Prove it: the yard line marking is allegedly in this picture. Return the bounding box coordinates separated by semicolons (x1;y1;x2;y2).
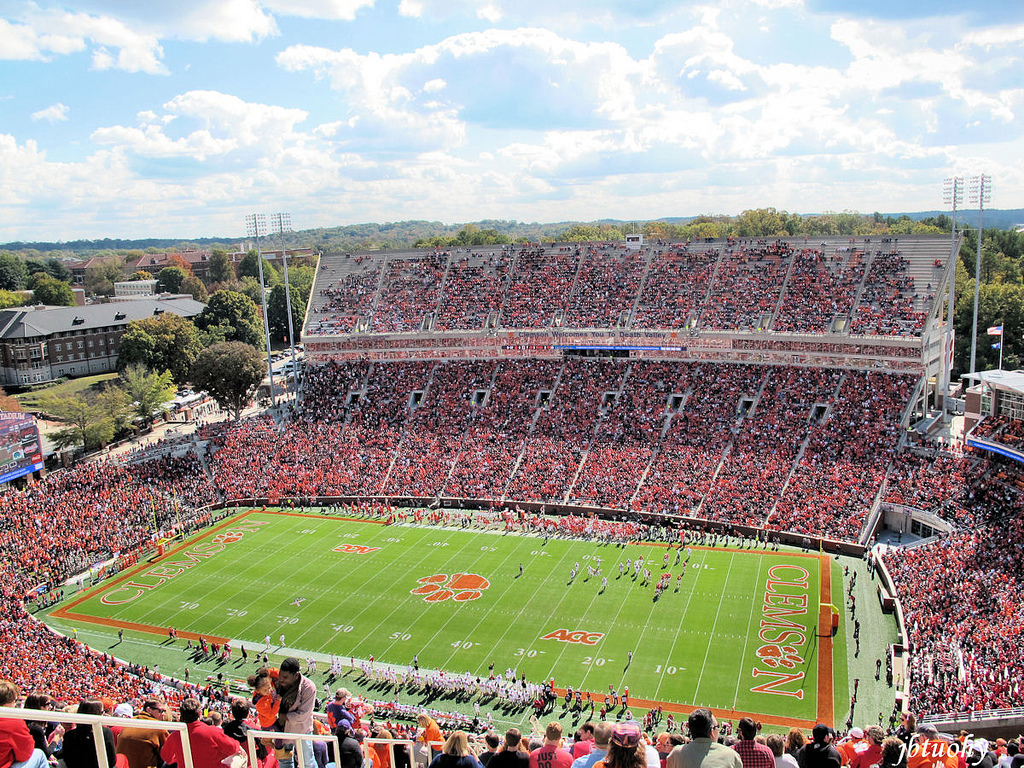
692;551;736;707
654;548;707;696
731;552;768;709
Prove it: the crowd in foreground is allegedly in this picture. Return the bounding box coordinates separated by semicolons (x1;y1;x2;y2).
4;672;1021;768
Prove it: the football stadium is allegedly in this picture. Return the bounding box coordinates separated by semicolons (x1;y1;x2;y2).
7;230;1024;760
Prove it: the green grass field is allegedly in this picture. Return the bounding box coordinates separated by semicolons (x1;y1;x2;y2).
51;509;848;726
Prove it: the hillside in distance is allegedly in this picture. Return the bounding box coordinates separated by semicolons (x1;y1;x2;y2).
2;209;1022;257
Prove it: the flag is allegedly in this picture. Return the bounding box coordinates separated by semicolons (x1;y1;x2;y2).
992;342;1001;349
987;325;1003;336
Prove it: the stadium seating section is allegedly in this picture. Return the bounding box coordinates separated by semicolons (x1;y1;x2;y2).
305;237;946;336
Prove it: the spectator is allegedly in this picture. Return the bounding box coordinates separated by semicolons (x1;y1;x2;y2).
161;698;243;768
530;724;572;768
480;734;500;767
572;723;612;768
849;729;884;768
333;726;363;768
572;725;596;761
0;679;48;768
765;735;797;768
116;697;169;768
878;739;906;768
277;658;317;768
59;700;116;768
796;726;841;768
667;709;741;768
599;723;648;768
489;730;529;768
429;733;484;768
732;719;773;768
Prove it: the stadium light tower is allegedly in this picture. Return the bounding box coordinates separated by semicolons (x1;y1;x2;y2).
942;176;963;413
268;213;299;386
244;213;276;408
967;174;992;377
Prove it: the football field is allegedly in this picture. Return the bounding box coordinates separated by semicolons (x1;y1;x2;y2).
50;509;846;727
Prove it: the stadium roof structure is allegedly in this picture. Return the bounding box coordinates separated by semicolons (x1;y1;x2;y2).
965;368;1024;396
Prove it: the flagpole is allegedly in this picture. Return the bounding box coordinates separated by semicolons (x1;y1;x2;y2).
999;319;1004;370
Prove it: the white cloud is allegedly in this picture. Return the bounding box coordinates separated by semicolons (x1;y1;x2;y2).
0;8;168;73
262;0;374;20
30;103;69;122
90;90;310;161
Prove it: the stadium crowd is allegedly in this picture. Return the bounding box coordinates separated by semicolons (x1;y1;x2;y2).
305;239;933;336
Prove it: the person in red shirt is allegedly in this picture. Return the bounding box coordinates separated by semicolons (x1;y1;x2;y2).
0;680;48;768
850;728;884;768
572;725;596;761
530;723;573;768
160;699;243;768
733;718;775;768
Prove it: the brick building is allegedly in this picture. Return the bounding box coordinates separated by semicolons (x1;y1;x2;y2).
0;297;204;386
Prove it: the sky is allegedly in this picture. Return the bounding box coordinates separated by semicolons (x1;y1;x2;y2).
1;0;1022;241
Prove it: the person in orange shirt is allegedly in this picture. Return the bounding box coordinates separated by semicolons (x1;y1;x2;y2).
907;726;958;768
247;668;281;730
418;715;444;758
837;729;866;766
372;728;394;768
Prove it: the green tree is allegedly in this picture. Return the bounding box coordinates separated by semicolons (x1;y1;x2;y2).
120;364;176;425
208;249;235;284
32;275;75;306
735;208;790;237
0;290;30;309
94;384;133;435
129;270;154;281
196;290;264;349
38;391;115;451
117;313;203;384
284;266;315;303
267;283;307;343
237;251;279;286
180;273;209;303
45;258;72;282
191;342;265;420
156;266;189;294
0;253;28;291
84;257;124;295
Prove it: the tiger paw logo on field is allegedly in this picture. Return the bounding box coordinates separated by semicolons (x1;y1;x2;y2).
755;644;803;669
212;531;244;545
411;573;489;602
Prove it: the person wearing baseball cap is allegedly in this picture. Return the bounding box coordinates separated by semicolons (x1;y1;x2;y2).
667;710;741;768
796;725;841;768
837;729;865;766
907;726;956;768
593;723;647;768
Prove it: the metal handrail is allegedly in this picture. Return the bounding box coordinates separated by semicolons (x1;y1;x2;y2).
0;708;196;768
245;729;339;768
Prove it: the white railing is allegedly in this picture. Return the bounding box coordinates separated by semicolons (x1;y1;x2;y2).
243;731;417;768
244;729;337;768
0;708;196;768
922;705;1024;725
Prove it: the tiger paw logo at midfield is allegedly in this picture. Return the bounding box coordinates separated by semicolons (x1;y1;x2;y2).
411;573;490;602
755;643;803;670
